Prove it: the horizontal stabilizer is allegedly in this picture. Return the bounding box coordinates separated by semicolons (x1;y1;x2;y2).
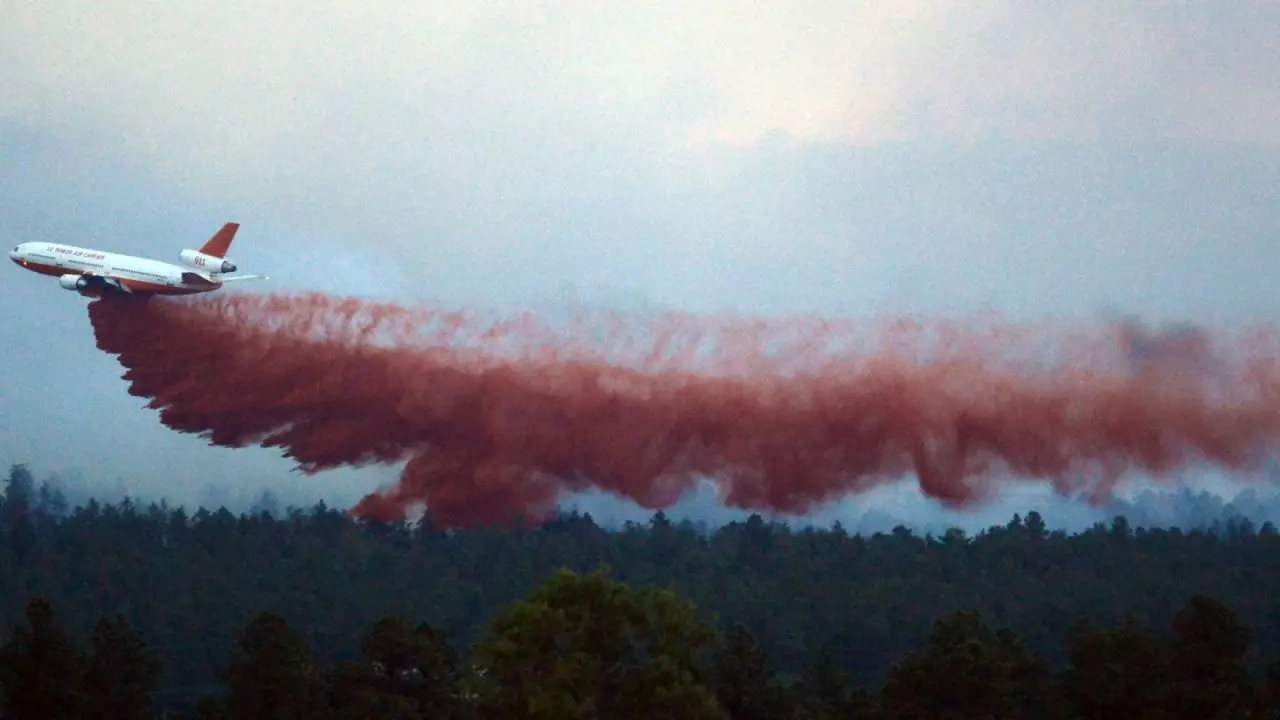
219;274;268;283
181;272;219;286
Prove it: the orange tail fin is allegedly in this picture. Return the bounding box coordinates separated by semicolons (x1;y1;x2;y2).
199;223;239;258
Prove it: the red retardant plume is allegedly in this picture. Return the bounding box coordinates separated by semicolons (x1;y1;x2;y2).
86;293;1280;529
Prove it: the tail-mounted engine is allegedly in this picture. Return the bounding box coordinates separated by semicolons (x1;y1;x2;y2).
179;249;237;273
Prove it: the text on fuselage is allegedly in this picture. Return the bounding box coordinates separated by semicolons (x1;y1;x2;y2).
45;246;106;261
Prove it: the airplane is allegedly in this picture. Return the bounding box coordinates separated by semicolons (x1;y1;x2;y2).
8;222;267;298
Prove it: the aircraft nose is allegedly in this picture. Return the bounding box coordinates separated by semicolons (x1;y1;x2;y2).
7;245;19;262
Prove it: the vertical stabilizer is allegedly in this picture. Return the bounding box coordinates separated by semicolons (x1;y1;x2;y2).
199;223;239;258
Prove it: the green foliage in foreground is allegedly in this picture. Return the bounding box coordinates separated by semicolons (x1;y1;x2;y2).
4;569;1280;719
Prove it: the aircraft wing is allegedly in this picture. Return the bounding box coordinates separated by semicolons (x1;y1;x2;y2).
104;276;131;293
84;272;132;293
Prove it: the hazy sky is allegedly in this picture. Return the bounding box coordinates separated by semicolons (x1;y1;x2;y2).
2;2;1278;528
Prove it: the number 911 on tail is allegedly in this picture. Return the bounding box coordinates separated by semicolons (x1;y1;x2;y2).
8;222;268;298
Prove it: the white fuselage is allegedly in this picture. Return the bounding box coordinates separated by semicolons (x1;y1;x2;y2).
9;242;226;295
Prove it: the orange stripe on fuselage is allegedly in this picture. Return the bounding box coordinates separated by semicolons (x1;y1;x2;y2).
13;259;65;277
10;258;218;295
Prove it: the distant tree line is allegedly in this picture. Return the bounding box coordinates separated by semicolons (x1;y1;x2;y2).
3;463;1280;717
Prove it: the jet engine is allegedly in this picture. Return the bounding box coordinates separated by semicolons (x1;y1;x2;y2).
179;249;237;273
58;273;89;291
